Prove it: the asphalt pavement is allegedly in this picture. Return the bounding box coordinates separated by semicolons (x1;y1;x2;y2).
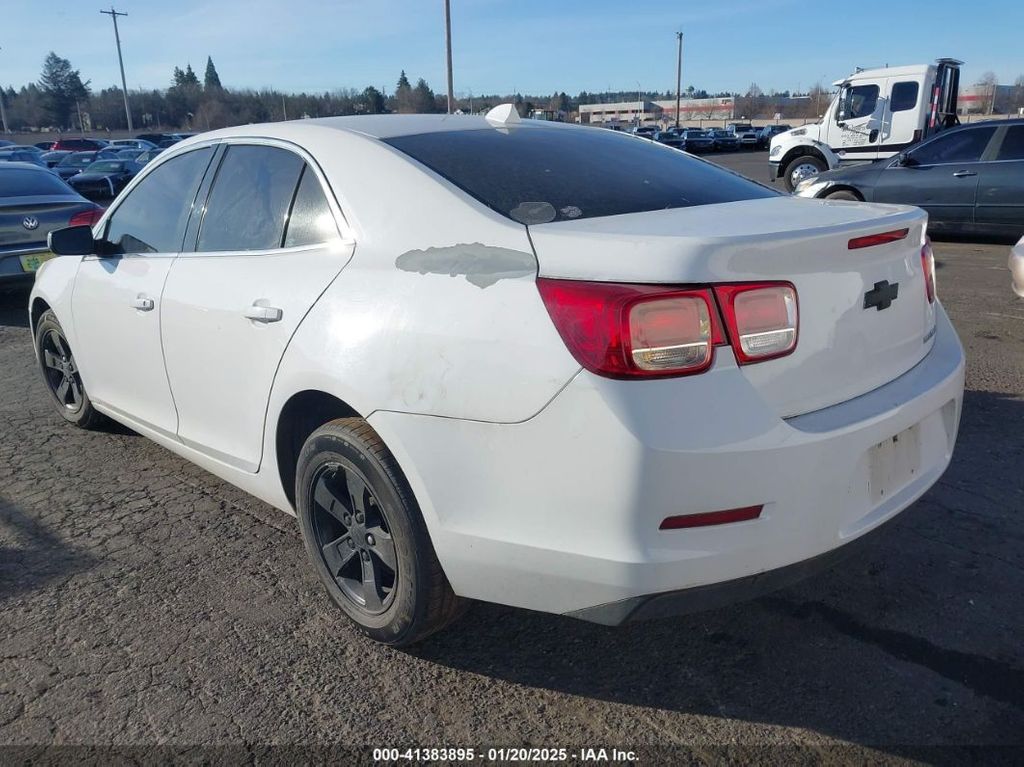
1;152;1022;759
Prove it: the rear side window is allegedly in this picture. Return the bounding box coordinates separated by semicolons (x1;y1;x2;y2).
890;81;919;112
284;166;338;247
909;127;996;165
105;147;213;254
996;126;1024;161
384;126;778;224
0;169;73;197
197;145;304;252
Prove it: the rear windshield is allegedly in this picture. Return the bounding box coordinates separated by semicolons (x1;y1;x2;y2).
384;126;778;224
0;169;73;197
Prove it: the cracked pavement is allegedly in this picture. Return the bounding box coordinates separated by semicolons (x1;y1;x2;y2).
1;206;1022;755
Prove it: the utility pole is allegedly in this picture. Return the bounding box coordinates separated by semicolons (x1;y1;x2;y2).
101;7;134;133
444;0;454;114
0;46;9;134
675;32;683;128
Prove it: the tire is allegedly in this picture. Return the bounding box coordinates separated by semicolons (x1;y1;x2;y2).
783;154;827;192
824;189;860;201
34;309;106;429
295;418;465;646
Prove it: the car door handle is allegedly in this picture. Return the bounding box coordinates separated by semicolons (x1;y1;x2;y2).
244;304;283;323
131;296;154;311
952;170;977;178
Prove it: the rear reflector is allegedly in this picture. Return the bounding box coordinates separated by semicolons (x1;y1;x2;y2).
921;238;936;303
714;283;798;364
660;505;763;530
848;228;909;250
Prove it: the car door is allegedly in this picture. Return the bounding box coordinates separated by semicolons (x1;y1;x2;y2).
869;125;997;229
832;82;884;162
880;79;922;152
70;146;215;437
975;124;1024;237
160;142;353;472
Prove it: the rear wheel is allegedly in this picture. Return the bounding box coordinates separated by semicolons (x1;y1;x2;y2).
295;418;465;646
34;309;105;429
783;154;826;192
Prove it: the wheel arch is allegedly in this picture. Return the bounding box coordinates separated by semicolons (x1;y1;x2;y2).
822;185;865;201
275;389;361;510
30;296;52;336
777;142;833;179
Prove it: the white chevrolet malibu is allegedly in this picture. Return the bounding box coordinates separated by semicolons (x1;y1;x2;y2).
31;107;965;645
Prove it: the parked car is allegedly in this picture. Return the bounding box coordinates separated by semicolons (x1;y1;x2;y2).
0;139;14;148
710;129;739;151
40;150;72;168
34;111;963;645
67;159;142;200
1010;236;1024;297
109;139;157;151
758;124;792;149
730;124;761;148
136;132;185;146
653;128;685;149
54;151;99;180
794;119;1024;239
134;148;163;165
0;149;47;167
35;141;58;150
0;163;102;285
51;137;109;152
682;129;715;153
629;125;657;139
115;149;146;162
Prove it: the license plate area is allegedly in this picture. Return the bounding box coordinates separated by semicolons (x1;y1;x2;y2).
20;252;55;273
868;423;922;503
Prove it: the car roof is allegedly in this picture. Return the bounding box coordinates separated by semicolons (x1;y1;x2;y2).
0;161;51;172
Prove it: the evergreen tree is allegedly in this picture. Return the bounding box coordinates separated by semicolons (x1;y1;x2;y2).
411;78;435;113
204;57;222;90
38;52;90;128
182;64;200;87
361;86;385;114
395;70;413;113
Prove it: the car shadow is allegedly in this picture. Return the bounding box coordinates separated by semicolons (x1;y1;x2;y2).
409;389;1024;751
0;497;97;602
0;285;30;328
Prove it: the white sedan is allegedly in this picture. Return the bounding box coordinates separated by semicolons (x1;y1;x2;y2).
31;106;965;645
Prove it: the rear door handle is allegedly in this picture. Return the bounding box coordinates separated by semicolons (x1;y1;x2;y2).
952;170;977;177
244;304;283;323
131;296;154;311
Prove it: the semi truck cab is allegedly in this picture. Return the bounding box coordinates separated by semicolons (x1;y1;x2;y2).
770;58;961;190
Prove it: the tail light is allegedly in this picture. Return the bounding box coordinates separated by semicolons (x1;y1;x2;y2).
714;283;799;364
69;207;104;228
921;238;936;303
537;279;798;378
535;280;724;378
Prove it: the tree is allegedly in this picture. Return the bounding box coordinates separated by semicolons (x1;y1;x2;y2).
975;71;998;114
411;78;435;113
395;70;413;113
182;64;200;87
360;86;385;114
204;57;222;90
38;52;90;128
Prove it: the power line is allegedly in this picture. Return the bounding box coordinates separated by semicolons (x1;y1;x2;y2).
101;7;134;133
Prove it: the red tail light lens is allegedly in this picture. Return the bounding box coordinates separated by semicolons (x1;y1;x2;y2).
714;283;798;364
536;279;724;378
69;207;104;228
921;239;936;303
848;228;909;250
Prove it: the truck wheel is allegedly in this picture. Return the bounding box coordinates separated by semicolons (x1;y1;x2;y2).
784;155;826;192
824;189;860;201
295;418;466;646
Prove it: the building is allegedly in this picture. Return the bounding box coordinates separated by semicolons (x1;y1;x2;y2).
578;97;737;127
654;97;735;122
957;84;1016;115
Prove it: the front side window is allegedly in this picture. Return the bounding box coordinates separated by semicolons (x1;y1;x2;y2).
890;81;919;112
841;85;879;120
104;147;214;254
196;145;304;252
909;126;996;166
385;126;778;224
996;126;1024;161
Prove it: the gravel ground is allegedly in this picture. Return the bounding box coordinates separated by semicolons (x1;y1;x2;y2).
1;155;1022;759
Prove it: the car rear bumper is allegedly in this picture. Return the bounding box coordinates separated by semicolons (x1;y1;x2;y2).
1010;237;1024;298
0;248;45;285
370;306;964;621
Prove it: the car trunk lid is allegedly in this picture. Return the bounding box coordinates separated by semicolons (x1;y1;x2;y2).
528;196;935;417
0;196;93;251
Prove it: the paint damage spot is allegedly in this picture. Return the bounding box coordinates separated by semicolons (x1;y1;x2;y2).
395;243;537;289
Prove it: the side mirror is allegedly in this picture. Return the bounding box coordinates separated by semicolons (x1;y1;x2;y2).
48;225;97;256
896;151;917;168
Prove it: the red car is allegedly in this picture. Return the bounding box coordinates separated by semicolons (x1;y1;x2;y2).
51;138;109;152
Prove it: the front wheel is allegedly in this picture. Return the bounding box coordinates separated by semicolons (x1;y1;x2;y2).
783;154;827;192
295;418;465;646
35;309;106;429
824;189;860;201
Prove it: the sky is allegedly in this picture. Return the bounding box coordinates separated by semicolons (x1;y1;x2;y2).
2;0;1022;98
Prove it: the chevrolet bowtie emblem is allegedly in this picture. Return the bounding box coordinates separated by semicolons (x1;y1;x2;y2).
864;280;899;311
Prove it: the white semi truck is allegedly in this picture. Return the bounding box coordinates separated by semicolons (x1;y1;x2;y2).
769;58;962;191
